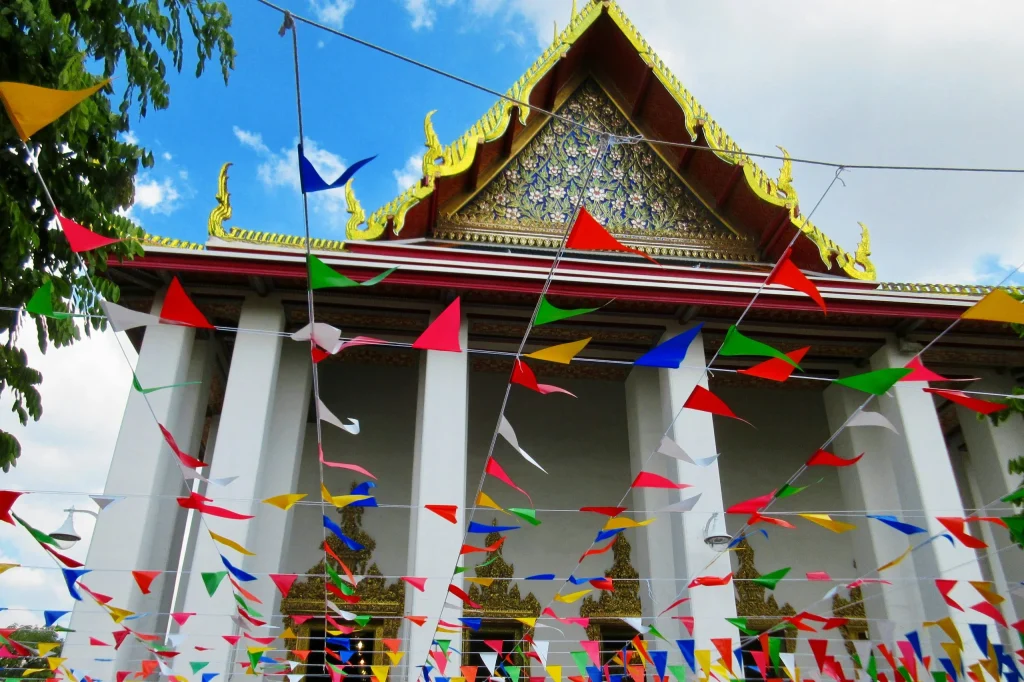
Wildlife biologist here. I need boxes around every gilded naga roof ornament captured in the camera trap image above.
[344,179,366,236]
[775,146,798,207]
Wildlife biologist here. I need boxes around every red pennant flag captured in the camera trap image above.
[567,207,658,264]
[132,570,161,595]
[461,535,506,556]
[658,597,690,616]
[430,649,449,674]
[176,492,253,519]
[688,573,732,588]
[674,616,695,635]
[580,537,618,562]
[683,385,751,425]
[748,512,795,529]
[139,661,159,679]
[0,490,25,525]
[270,573,298,596]
[402,576,427,592]
[712,638,733,674]
[806,572,831,581]
[936,518,987,549]
[485,457,532,503]
[767,248,826,313]
[970,600,1007,627]
[726,490,775,514]
[809,639,829,672]
[822,618,848,631]
[56,211,121,252]
[924,388,1009,415]
[312,347,331,364]
[158,424,206,469]
[89,637,110,646]
[116,671,130,682]
[738,347,810,383]
[511,359,575,396]
[462,666,479,682]
[405,615,427,626]
[579,506,627,517]
[412,297,462,352]
[750,650,769,679]
[877,644,899,675]
[806,449,864,467]
[41,541,85,567]
[170,613,194,626]
[901,357,949,382]
[112,630,131,649]
[483,640,503,653]
[291,650,311,661]
[590,577,614,591]
[223,635,241,645]
[159,277,214,329]
[630,471,692,490]
[425,504,458,524]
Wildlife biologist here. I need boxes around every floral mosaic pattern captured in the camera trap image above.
[456,79,736,239]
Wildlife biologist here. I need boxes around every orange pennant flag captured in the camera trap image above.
[524,338,592,364]
[0,80,109,141]
[961,288,1024,324]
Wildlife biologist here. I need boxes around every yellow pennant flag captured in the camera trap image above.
[21,669,46,677]
[970,662,988,682]
[107,605,134,623]
[798,513,856,533]
[926,617,963,649]
[603,516,654,531]
[321,482,333,503]
[546,665,562,682]
[0,562,18,575]
[476,491,508,515]
[263,493,307,510]
[331,494,371,508]
[695,650,711,679]
[961,288,1024,324]
[465,577,495,587]
[47,658,65,671]
[515,617,537,628]
[247,646,270,655]
[553,589,590,604]
[970,580,1006,606]
[371,665,389,682]
[281,627,296,640]
[524,337,592,364]
[387,651,404,665]
[210,531,255,556]
[37,642,61,657]
[0,80,110,141]
[61,665,79,682]
[710,664,731,680]
[877,546,913,572]
[941,641,964,675]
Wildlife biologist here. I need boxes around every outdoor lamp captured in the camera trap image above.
[49,507,99,550]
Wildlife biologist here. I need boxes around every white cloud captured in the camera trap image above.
[133,175,181,215]
[0,330,134,627]
[317,40,325,49]
[122,131,139,146]
[233,126,270,156]
[404,0,456,30]
[161,151,172,161]
[393,154,423,193]
[309,0,354,27]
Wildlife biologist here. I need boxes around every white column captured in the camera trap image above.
[956,372,1024,626]
[870,341,987,661]
[823,384,925,632]
[405,310,469,682]
[178,296,285,678]
[66,292,209,682]
[626,329,737,652]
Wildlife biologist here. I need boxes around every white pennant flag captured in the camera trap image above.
[662,494,702,513]
[659,436,719,467]
[231,614,254,632]
[288,675,305,682]
[852,640,872,672]
[291,322,342,351]
[498,415,546,473]
[89,494,123,511]
[779,653,796,681]
[621,617,649,634]
[101,301,161,332]
[317,399,360,434]
[847,410,899,433]
[533,640,549,667]
[166,633,186,649]
[480,652,498,675]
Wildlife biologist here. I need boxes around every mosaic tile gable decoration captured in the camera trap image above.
[448,79,759,261]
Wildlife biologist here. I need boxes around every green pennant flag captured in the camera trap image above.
[897,667,911,682]
[1002,488,1024,504]
[325,562,345,589]
[867,653,878,682]
[437,640,451,655]
[768,636,782,669]
[535,296,600,326]
[718,325,798,367]
[932,673,948,682]
[327,663,344,676]
[307,254,396,289]
[354,614,371,628]
[647,624,667,642]
[834,368,912,395]
[339,579,356,595]
[505,665,521,682]
[12,513,59,547]
[26,281,73,319]
[752,567,790,590]
[1003,516,1024,544]
[201,571,228,596]
[454,565,467,574]
[477,554,500,569]
[132,371,200,395]
[508,508,541,526]
[190,663,209,674]
[668,666,690,681]
[248,650,262,673]
[725,617,758,635]
[571,651,591,674]
[776,482,810,498]
[234,593,264,618]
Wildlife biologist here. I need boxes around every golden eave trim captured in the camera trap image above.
[877,282,1024,297]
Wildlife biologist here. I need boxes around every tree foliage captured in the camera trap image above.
[0,625,62,678]
[0,0,235,471]
[989,311,1024,518]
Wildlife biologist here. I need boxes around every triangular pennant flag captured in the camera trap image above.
[634,324,703,368]
[631,471,691,490]
[171,612,195,626]
[485,457,532,502]
[867,515,927,535]
[498,415,547,472]
[719,325,798,366]
[901,357,949,382]
[201,571,229,596]
[26,281,72,319]
[56,212,121,252]
[263,493,307,510]
[566,207,658,264]
[402,576,428,592]
[835,368,913,395]
[131,570,160,595]
[159,277,214,329]
[766,247,826,313]
[511,359,576,397]
[270,574,298,596]
[425,504,458,523]
[525,338,591,364]
[738,346,810,383]
[683,384,751,425]
[662,494,702,513]
[210,531,255,555]
[371,665,390,682]
[800,513,856,533]
[807,449,864,467]
[413,298,463,352]
[100,300,161,332]
[535,296,600,326]
[936,518,987,549]
[0,80,109,141]
[298,144,376,193]
[960,288,1024,324]
[307,254,395,289]
[43,611,69,627]
[924,388,1010,415]
[847,411,899,432]
[317,398,361,434]
[752,567,791,590]
[61,567,90,600]
[0,491,25,525]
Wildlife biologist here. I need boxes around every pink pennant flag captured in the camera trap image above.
[319,444,377,479]
[658,597,689,616]
[412,298,462,353]
[673,616,695,635]
[170,613,194,626]
[270,574,298,596]
[806,571,832,581]
[292,615,314,625]
[580,640,602,666]
[89,637,110,647]
[430,649,449,675]
[402,576,427,592]
[631,471,692,490]
[901,357,948,382]
[56,211,121,253]
[485,457,532,503]
[511,359,576,397]
[223,635,241,645]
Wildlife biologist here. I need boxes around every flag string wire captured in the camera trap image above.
[249,0,1024,176]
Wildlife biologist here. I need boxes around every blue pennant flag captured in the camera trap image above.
[422,665,434,682]
[939,658,958,682]
[221,554,258,582]
[323,515,365,551]
[595,528,624,543]
[202,673,220,682]
[467,521,520,534]
[634,323,704,369]
[568,575,602,585]
[43,610,70,627]
[905,631,923,663]
[350,481,378,507]
[298,144,377,194]
[459,618,482,631]
[866,515,928,535]
[650,650,668,680]
[525,574,556,580]
[676,640,696,673]
[969,623,989,656]
[586,667,603,682]
[61,568,91,601]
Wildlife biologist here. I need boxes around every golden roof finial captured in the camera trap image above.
[422,110,443,178]
[553,20,558,42]
[344,179,365,236]
[571,0,577,18]
[775,145,797,207]
[208,162,232,238]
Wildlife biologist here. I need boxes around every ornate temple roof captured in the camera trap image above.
[146,0,883,280]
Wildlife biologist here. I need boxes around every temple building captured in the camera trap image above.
[67,2,1024,682]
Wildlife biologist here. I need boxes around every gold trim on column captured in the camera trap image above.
[579,535,642,642]
[733,539,797,652]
